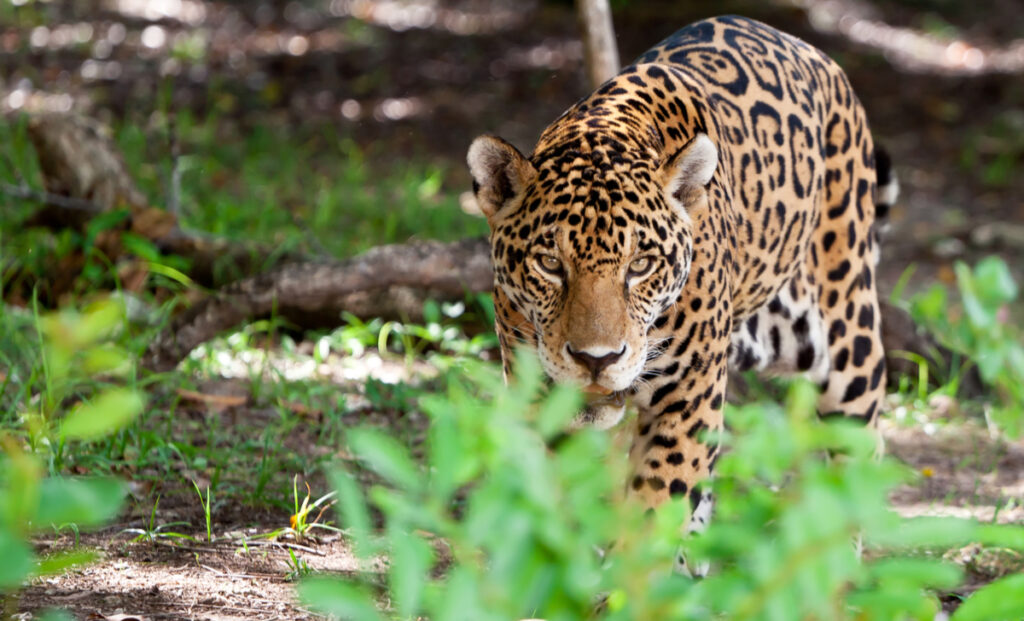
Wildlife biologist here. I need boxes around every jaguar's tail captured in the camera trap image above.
[874,147,898,220]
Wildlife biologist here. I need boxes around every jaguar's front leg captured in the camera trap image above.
[629,288,731,576]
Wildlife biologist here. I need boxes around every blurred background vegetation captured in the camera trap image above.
[2,0,1022,292]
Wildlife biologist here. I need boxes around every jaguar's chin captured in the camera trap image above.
[570,390,628,430]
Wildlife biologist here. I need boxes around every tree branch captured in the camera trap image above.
[1,182,103,213]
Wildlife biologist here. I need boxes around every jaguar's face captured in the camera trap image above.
[502,205,685,394]
[468,131,718,428]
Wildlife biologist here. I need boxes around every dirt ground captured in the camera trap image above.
[4,0,1024,618]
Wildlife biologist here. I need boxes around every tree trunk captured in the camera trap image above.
[575,0,620,89]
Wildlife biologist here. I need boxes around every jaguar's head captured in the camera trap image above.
[467,129,718,429]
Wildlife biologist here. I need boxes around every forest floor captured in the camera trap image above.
[3,0,1024,618]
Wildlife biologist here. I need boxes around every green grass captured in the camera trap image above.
[113,111,488,256]
[0,281,496,508]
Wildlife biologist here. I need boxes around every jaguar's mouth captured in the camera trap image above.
[581,383,627,408]
[572,389,628,430]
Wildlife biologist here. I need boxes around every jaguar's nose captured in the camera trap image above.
[566,343,626,378]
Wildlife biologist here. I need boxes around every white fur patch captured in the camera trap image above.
[677,134,718,188]
[877,175,899,206]
[728,283,830,384]
[466,136,504,191]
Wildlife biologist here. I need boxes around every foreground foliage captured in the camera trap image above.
[302,354,1024,620]
[0,300,141,616]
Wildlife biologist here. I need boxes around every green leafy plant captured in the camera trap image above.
[284,547,314,582]
[910,256,1024,435]
[300,353,683,620]
[677,383,956,620]
[0,298,143,615]
[299,353,1024,620]
[6,297,146,467]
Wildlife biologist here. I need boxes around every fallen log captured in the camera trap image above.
[143,237,492,371]
[27,112,149,212]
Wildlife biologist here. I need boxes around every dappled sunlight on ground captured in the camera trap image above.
[883,417,1024,524]
[789,0,1024,74]
[189,340,441,386]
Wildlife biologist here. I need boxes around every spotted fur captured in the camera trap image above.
[468,15,893,569]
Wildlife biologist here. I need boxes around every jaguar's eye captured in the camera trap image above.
[537,254,563,275]
[628,256,654,277]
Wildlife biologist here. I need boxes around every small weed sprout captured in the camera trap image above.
[122,495,194,544]
[284,547,314,581]
[192,480,214,543]
[288,477,339,542]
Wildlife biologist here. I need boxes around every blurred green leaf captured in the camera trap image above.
[910,284,947,324]
[35,477,125,527]
[973,256,1018,304]
[874,516,978,548]
[865,557,962,589]
[952,573,1024,621]
[35,549,99,577]
[977,524,1024,550]
[61,388,144,441]
[0,529,35,589]
[41,298,124,351]
[423,299,441,324]
[81,344,131,376]
[297,576,383,621]
[347,428,421,492]
[328,469,374,558]
[424,398,473,502]
[534,384,583,439]
[388,525,434,618]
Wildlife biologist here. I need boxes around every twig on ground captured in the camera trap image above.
[0,182,102,213]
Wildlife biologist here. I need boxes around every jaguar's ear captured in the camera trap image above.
[660,133,718,218]
[467,135,536,224]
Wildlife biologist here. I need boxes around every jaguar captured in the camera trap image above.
[467,14,895,574]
